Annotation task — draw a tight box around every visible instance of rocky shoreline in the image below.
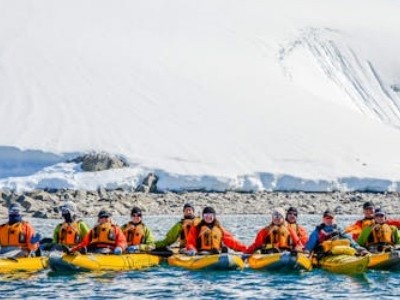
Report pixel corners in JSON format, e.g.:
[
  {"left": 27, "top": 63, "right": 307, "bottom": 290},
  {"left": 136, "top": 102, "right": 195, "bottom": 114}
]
[{"left": 1, "top": 188, "right": 400, "bottom": 218}]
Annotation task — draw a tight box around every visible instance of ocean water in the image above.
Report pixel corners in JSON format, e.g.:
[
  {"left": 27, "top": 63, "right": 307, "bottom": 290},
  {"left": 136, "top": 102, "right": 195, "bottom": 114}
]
[{"left": 1, "top": 214, "right": 399, "bottom": 299}]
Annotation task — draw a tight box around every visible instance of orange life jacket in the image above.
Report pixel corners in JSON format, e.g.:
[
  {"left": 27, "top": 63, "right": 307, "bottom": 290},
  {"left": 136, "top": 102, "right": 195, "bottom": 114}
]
[
  {"left": 122, "top": 223, "right": 146, "bottom": 246},
  {"left": 179, "top": 217, "right": 201, "bottom": 248},
  {"left": 90, "top": 223, "right": 117, "bottom": 248},
  {"left": 367, "top": 224, "right": 394, "bottom": 246},
  {"left": 197, "top": 224, "right": 223, "bottom": 251},
  {"left": 57, "top": 221, "right": 82, "bottom": 246},
  {"left": 361, "top": 219, "right": 375, "bottom": 230},
  {"left": 265, "top": 224, "right": 291, "bottom": 250},
  {"left": 0, "top": 222, "right": 28, "bottom": 248}
]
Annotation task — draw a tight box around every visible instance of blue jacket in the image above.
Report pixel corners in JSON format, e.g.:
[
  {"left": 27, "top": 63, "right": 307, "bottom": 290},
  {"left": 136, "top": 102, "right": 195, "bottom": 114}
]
[{"left": 305, "top": 224, "right": 359, "bottom": 252}]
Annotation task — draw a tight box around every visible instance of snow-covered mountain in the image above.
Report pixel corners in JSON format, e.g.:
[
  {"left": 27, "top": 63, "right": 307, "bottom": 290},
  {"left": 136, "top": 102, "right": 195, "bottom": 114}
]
[{"left": 1, "top": 0, "right": 400, "bottom": 192}]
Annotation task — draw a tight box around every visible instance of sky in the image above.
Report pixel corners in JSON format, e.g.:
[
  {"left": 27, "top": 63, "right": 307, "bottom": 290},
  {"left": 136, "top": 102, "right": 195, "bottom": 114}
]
[{"left": 0, "top": 0, "right": 400, "bottom": 192}]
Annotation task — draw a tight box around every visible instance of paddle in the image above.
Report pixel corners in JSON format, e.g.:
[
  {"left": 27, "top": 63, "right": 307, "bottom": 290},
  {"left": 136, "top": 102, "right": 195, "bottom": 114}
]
[{"left": 0, "top": 249, "right": 23, "bottom": 259}]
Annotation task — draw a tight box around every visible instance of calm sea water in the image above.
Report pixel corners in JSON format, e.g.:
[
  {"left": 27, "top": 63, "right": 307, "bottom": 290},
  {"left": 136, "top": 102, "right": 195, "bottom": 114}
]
[{"left": 1, "top": 214, "right": 399, "bottom": 299}]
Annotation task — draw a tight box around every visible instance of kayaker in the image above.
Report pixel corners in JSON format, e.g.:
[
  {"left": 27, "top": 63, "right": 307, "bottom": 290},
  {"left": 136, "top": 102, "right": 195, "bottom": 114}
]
[
  {"left": 121, "top": 206, "right": 156, "bottom": 253},
  {"left": 357, "top": 208, "right": 400, "bottom": 253},
  {"left": 185, "top": 206, "right": 246, "bottom": 255},
  {"left": 245, "top": 208, "right": 304, "bottom": 254},
  {"left": 70, "top": 209, "right": 127, "bottom": 254},
  {"left": 52, "top": 201, "right": 90, "bottom": 250},
  {"left": 305, "top": 209, "right": 368, "bottom": 255},
  {"left": 155, "top": 203, "right": 201, "bottom": 252},
  {"left": 285, "top": 207, "right": 309, "bottom": 245},
  {"left": 0, "top": 203, "right": 39, "bottom": 257},
  {"left": 345, "top": 201, "right": 400, "bottom": 240}
]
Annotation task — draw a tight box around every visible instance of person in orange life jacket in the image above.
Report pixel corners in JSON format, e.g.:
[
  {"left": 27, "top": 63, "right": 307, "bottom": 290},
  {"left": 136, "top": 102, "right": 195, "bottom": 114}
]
[
  {"left": 121, "top": 207, "right": 155, "bottom": 253},
  {"left": 357, "top": 208, "right": 400, "bottom": 252},
  {"left": 52, "top": 201, "right": 89, "bottom": 250},
  {"left": 245, "top": 208, "right": 304, "bottom": 254},
  {"left": 70, "top": 209, "right": 127, "bottom": 255},
  {"left": 0, "top": 203, "right": 39, "bottom": 257},
  {"left": 305, "top": 209, "right": 367, "bottom": 255},
  {"left": 345, "top": 201, "right": 400, "bottom": 240},
  {"left": 185, "top": 206, "right": 246, "bottom": 256},
  {"left": 155, "top": 203, "right": 201, "bottom": 252},
  {"left": 285, "top": 207, "right": 308, "bottom": 246}
]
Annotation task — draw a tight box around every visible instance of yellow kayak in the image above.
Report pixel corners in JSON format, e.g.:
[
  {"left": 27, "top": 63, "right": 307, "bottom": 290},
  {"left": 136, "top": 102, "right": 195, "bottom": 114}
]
[
  {"left": 168, "top": 253, "right": 244, "bottom": 270},
  {"left": 314, "top": 254, "right": 369, "bottom": 274},
  {"left": 49, "top": 252, "right": 161, "bottom": 272},
  {"left": 368, "top": 250, "right": 400, "bottom": 270},
  {"left": 248, "top": 251, "right": 312, "bottom": 271},
  {"left": 0, "top": 257, "right": 49, "bottom": 273}
]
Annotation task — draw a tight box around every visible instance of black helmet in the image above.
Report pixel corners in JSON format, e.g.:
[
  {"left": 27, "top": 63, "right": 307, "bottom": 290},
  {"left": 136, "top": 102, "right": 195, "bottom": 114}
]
[
  {"left": 202, "top": 206, "right": 216, "bottom": 215},
  {"left": 287, "top": 207, "right": 298, "bottom": 216},
  {"left": 131, "top": 206, "right": 142, "bottom": 216},
  {"left": 183, "top": 203, "right": 194, "bottom": 211}
]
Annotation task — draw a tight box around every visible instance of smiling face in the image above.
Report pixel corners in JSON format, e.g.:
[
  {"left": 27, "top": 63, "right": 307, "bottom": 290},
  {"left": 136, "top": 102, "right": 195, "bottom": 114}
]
[
  {"left": 374, "top": 214, "right": 386, "bottom": 224},
  {"left": 183, "top": 207, "right": 194, "bottom": 219},
  {"left": 286, "top": 212, "right": 297, "bottom": 224},
  {"left": 131, "top": 213, "right": 142, "bottom": 224},
  {"left": 323, "top": 216, "right": 334, "bottom": 226},
  {"left": 272, "top": 212, "right": 284, "bottom": 225},
  {"left": 203, "top": 213, "right": 215, "bottom": 224},
  {"left": 98, "top": 216, "right": 110, "bottom": 224},
  {"left": 364, "top": 207, "right": 375, "bottom": 218}
]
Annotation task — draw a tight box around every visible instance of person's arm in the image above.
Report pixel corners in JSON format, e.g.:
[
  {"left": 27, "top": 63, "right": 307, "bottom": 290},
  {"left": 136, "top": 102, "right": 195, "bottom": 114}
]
[
  {"left": 114, "top": 227, "right": 127, "bottom": 251},
  {"left": 288, "top": 226, "right": 302, "bottom": 249},
  {"left": 297, "top": 225, "right": 309, "bottom": 246},
  {"left": 155, "top": 222, "right": 182, "bottom": 248},
  {"left": 79, "top": 221, "right": 90, "bottom": 239},
  {"left": 138, "top": 225, "right": 155, "bottom": 251},
  {"left": 392, "top": 227, "right": 400, "bottom": 245},
  {"left": 221, "top": 228, "right": 246, "bottom": 252},
  {"left": 185, "top": 226, "right": 199, "bottom": 251},
  {"left": 344, "top": 220, "right": 362, "bottom": 240},
  {"left": 356, "top": 226, "right": 372, "bottom": 247},
  {"left": 339, "top": 227, "right": 361, "bottom": 248},
  {"left": 245, "top": 228, "right": 268, "bottom": 254},
  {"left": 305, "top": 229, "right": 319, "bottom": 252},
  {"left": 25, "top": 223, "right": 38, "bottom": 251},
  {"left": 53, "top": 224, "right": 61, "bottom": 243},
  {"left": 71, "top": 229, "right": 92, "bottom": 252},
  {"left": 387, "top": 219, "right": 400, "bottom": 228}
]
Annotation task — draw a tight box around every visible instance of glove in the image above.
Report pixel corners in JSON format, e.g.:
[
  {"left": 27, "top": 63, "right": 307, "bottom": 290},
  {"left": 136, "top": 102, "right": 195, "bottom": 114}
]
[
  {"left": 30, "top": 233, "right": 42, "bottom": 244},
  {"left": 185, "top": 249, "right": 197, "bottom": 256},
  {"left": 356, "top": 247, "right": 368, "bottom": 256},
  {"left": 114, "top": 247, "right": 123, "bottom": 255},
  {"left": 127, "top": 245, "right": 140, "bottom": 254}
]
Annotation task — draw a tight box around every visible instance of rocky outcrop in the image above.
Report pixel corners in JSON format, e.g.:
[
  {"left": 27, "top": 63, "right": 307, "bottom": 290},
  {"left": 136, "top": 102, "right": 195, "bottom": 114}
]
[
  {"left": 0, "top": 189, "right": 399, "bottom": 219},
  {"left": 70, "top": 152, "right": 129, "bottom": 172},
  {"left": 135, "top": 173, "right": 159, "bottom": 193}
]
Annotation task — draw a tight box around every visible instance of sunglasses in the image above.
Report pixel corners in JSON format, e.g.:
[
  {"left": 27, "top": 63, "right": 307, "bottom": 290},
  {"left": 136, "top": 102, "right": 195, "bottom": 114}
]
[
  {"left": 324, "top": 216, "right": 334, "bottom": 220},
  {"left": 272, "top": 213, "right": 283, "bottom": 218},
  {"left": 203, "top": 213, "right": 215, "bottom": 217},
  {"left": 99, "top": 216, "right": 110, "bottom": 219}
]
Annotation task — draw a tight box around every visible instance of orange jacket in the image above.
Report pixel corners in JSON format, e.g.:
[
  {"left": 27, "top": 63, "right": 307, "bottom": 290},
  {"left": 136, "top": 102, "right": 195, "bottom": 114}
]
[
  {"left": 186, "top": 223, "right": 246, "bottom": 253},
  {"left": 346, "top": 218, "right": 400, "bottom": 240},
  {"left": 0, "top": 221, "right": 38, "bottom": 251},
  {"left": 71, "top": 223, "right": 127, "bottom": 252},
  {"left": 245, "top": 223, "right": 303, "bottom": 254},
  {"left": 287, "top": 223, "right": 308, "bottom": 245}
]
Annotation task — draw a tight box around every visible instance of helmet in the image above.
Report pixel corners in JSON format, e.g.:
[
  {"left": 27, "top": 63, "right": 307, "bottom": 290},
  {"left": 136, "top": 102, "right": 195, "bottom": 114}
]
[
  {"left": 323, "top": 209, "right": 335, "bottom": 218},
  {"left": 131, "top": 206, "right": 142, "bottom": 216},
  {"left": 183, "top": 203, "right": 194, "bottom": 211},
  {"left": 8, "top": 203, "right": 22, "bottom": 215},
  {"left": 374, "top": 208, "right": 386, "bottom": 217},
  {"left": 202, "top": 206, "right": 216, "bottom": 215}
]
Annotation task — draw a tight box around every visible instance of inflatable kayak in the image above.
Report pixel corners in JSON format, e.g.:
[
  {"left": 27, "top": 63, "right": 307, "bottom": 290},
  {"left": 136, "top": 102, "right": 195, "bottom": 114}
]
[
  {"left": 248, "top": 251, "right": 312, "bottom": 271},
  {"left": 168, "top": 253, "right": 244, "bottom": 270},
  {"left": 368, "top": 249, "right": 400, "bottom": 271},
  {"left": 0, "top": 257, "right": 49, "bottom": 273},
  {"left": 314, "top": 254, "right": 369, "bottom": 274},
  {"left": 49, "top": 252, "right": 161, "bottom": 272}
]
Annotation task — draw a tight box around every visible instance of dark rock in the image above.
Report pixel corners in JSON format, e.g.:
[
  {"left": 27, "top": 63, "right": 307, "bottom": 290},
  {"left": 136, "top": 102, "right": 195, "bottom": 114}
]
[
  {"left": 135, "top": 173, "right": 159, "bottom": 193},
  {"left": 71, "top": 152, "right": 129, "bottom": 172}
]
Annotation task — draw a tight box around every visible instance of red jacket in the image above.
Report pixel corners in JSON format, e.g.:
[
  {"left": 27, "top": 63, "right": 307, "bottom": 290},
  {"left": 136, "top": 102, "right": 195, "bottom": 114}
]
[
  {"left": 186, "top": 223, "right": 246, "bottom": 253},
  {"left": 71, "top": 223, "right": 127, "bottom": 252}
]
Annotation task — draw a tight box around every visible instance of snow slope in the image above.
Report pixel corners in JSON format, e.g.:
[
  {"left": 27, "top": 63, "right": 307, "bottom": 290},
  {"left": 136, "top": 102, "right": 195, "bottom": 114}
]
[{"left": 0, "top": 0, "right": 400, "bottom": 192}]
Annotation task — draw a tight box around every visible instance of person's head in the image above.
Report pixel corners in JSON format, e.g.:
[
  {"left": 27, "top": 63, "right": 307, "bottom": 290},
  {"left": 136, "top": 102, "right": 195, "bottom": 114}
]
[
  {"left": 272, "top": 208, "right": 285, "bottom": 225},
  {"left": 98, "top": 209, "right": 112, "bottom": 224},
  {"left": 374, "top": 208, "right": 386, "bottom": 224},
  {"left": 363, "top": 201, "right": 375, "bottom": 218},
  {"left": 322, "top": 209, "right": 335, "bottom": 226},
  {"left": 8, "top": 203, "right": 22, "bottom": 223},
  {"left": 183, "top": 203, "right": 195, "bottom": 219},
  {"left": 131, "top": 206, "right": 142, "bottom": 224},
  {"left": 60, "top": 201, "right": 76, "bottom": 221},
  {"left": 286, "top": 207, "right": 298, "bottom": 224},
  {"left": 202, "top": 206, "right": 216, "bottom": 224}
]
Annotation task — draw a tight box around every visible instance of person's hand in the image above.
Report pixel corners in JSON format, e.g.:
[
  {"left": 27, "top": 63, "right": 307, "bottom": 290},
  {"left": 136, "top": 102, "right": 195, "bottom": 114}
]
[
  {"left": 127, "top": 245, "right": 140, "bottom": 254},
  {"left": 114, "top": 247, "right": 123, "bottom": 255},
  {"left": 356, "top": 246, "right": 369, "bottom": 256},
  {"left": 139, "top": 244, "right": 155, "bottom": 252},
  {"left": 30, "top": 233, "right": 42, "bottom": 244},
  {"left": 185, "top": 249, "right": 197, "bottom": 256}
]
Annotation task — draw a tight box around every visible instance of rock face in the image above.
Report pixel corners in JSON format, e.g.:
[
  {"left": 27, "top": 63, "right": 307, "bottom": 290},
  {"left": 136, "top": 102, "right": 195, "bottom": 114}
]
[
  {"left": 135, "top": 173, "right": 159, "bottom": 193},
  {"left": 0, "top": 189, "right": 399, "bottom": 219},
  {"left": 71, "top": 152, "right": 129, "bottom": 172}
]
